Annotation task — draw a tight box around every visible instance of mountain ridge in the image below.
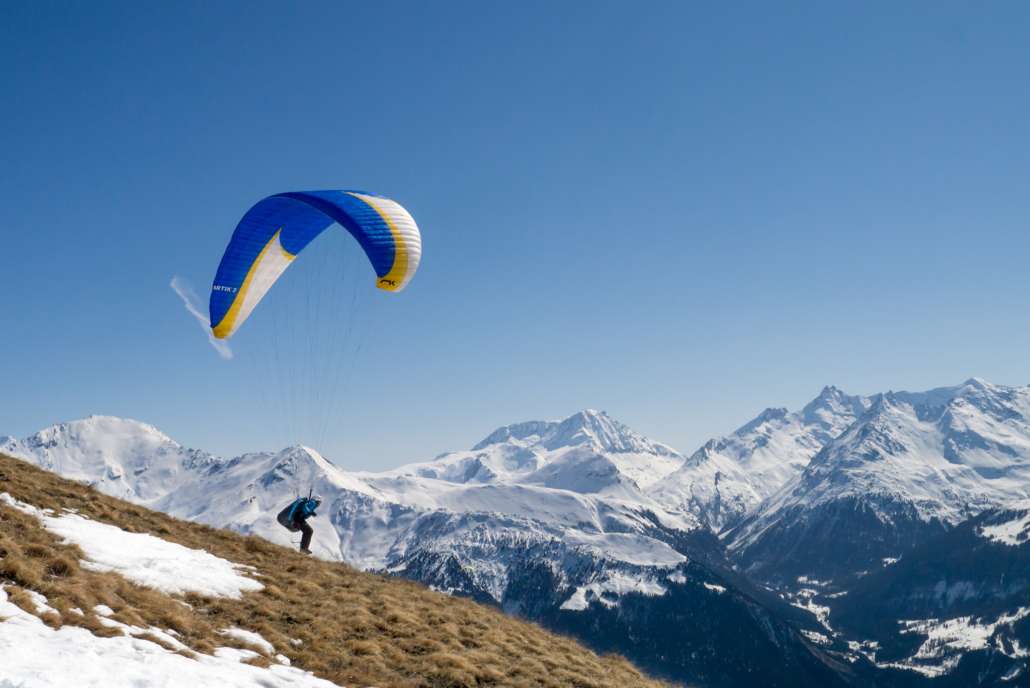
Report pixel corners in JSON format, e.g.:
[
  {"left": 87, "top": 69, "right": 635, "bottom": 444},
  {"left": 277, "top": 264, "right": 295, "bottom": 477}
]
[
  {"left": 2, "top": 407, "right": 853, "bottom": 687},
  {"left": 8, "top": 379, "right": 1030, "bottom": 686},
  {"left": 726, "top": 379, "right": 1030, "bottom": 585}
]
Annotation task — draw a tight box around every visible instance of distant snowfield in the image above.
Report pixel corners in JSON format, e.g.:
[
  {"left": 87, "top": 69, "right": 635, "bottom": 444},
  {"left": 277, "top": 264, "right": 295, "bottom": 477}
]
[
  {"left": 562, "top": 530, "right": 686, "bottom": 567},
  {"left": 0, "top": 587, "right": 341, "bottom": 688},
  {"left": 560, "top": 571, "right": 667, "bottom": 611},
  {"left": 875, "top": 607, "right": 1030, "bottom": 678},
  {"left": 979, "top": 500, "right": 1030, "bottom": 546},
  {"left": 0, "top": 493, "right": 262, "bottom": 599}
]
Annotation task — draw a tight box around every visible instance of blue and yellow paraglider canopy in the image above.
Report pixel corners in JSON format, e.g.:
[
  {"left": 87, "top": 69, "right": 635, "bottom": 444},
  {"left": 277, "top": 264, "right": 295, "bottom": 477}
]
[{"left": 209, "top": 190, "right": 422, "bottom": 339}]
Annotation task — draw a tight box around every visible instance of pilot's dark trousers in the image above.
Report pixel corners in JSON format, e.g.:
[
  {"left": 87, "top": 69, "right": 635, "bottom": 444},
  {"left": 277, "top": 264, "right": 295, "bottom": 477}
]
[{"left": 298, "top": 521, "right": 313, "bottom": 551}]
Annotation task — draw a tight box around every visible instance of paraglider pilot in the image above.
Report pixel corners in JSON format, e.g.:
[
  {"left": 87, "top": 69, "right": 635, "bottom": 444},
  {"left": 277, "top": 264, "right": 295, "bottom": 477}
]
[{"left": 277, "top": 495, "right": 321, "bottom": 554}]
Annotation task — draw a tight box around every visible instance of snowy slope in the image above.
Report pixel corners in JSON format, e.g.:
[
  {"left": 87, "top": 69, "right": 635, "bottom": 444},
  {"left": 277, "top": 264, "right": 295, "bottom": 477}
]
[
  {"left": 649, "top": 386, "right": 870, "bottom": 531},
  {"left": 0, "top": 492, "right": 338, "bottom": 688},
  {"left": 0, "top": 587, "right": 341, "bottom": 688},
  {"left": 727, "top": 379, "right": 1030, "bottom": 583},
  {"left": 0, "top": 492, "right": 263, "bottom": 599},
  {"left": 979, "top": 498, "right": 1030, "bottom": 546}
]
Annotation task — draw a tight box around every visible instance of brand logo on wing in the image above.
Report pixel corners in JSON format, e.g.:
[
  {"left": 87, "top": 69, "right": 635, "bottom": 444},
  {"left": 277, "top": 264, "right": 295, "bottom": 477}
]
[{"left": 378, "top": 278, "right": 397, "bottom": 287}]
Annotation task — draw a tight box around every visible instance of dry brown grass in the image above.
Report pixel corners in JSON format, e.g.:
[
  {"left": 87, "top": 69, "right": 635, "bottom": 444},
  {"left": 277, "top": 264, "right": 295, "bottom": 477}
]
[{"left": 0, "top": 454, "right": 670, "bottom": 687}]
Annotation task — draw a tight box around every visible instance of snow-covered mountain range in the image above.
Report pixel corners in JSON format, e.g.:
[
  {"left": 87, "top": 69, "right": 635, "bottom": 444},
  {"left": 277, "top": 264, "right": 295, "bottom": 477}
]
[
  {"left": 726, "top": 378, "right": 1030, "bottom": 585},
  {"left": 5, "top": 378, "right": 1030, "bottom": 686},
  {"left": 2, "top": 411, "right": 703, "bottom": 590},
  {"left": 652, "top": 385, "right": 871, "bottom": 531},
  {"left": 0, "top": 410, "right": 849, "bottom": 686}
]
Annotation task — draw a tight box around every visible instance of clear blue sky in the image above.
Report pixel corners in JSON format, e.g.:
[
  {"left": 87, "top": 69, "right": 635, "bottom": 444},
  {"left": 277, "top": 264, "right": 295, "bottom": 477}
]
[{"left": 3, "top": 1, "right": 1029, "bottom": 468}]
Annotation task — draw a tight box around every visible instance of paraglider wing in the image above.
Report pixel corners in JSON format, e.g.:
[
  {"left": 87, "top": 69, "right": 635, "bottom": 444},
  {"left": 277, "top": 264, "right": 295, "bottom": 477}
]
[{"left": 209, "top": 190, "right": 421, "bottom": 339}]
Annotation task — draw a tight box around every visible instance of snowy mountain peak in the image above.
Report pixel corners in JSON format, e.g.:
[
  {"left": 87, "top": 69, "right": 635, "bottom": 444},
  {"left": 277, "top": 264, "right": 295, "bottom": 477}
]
[
  {"left": 727, "top": 380, "right": 1030, "bottom": 582},
  {"left": 245, "top": 444, "right": 378, "bottom": 499},
  {"left": 543, "top": 409, "right": 677, "bottom": 455},
  {"left": 649, "top": 386, "right": 872, "bottom": 532},
  {"left": 862, "top": 378, "right": 1029, "bottom": 429},
  {"left": 472, "top": 420, "right": 557, "bottom": 450},
  {"left": 884, "top": 378, "right": 1002, "bottom": 413},
  {"left": 473, "top": 410, "right": 680, "bottom": 457},
  {"left": 276, "top": 444, "right": 328, "bottom": 463},
  {"left": 1, "top": 416, "right": 219, "bottom": 504},
  {"left": 398, "top": 410, "right": 685, "bottom": 494},
  {"left": 29, "top": 416, "right": 178, "bottom": 449},
  {"left": 735, "top": 407, "right": 790, "bottom": 436},
  {"left": 800, "top": 386, "right": 870, "bottom": 437},
  {"left": 263, "top": 445, "right": 322, "bottom": 473},
  {"left": 804, "top": 385, "right": 854, "bottom": 413}
]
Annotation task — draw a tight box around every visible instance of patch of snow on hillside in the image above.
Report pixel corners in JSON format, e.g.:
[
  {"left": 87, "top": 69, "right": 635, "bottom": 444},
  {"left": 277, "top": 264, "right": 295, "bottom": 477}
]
[
  {"left": 560, "top": 572, "right": 667, "bottom": 611},
  {"left": 90, "top": 605, "right": 190, "bottom": 653},
  {"left": 877, "top": 607, "right": 1030, "bottom": 678},
  {"left": 23, "top": 589, "right": 58, "bottom": 616},
  {"left": 1001, "top": 636, "right": 1029, "bottom": 659},
  {"left": 1, "top": 493, "right": 262, "bottom": 599},
  {"left": 801, "top": 630, "right": 831, "bottom": 645},
  {"left": 1002, "top": 663, "right": 1024, "bottom": 682},
  {"left": 215, "top": 647, "right": 261, "bottom": 662},
  {"left": 788, "top": 587, "right": 832, "bottom": 630},
  {"left": 703, "top": 582, "right": 726, "bottom": 594},
  {"left": 563, "top": 530, "right": 686, "bottom": 567},
  {"left": 0, "top": 492, "right": 50, "bottom": 516},
  {"left": 0, "top": 587, "right": 341, "bottom": 688},
  {"left": 979, "top": 502, "right": 1030, "bottom": 546},
  {"left": 221, "top": 627, "right": 276, "bottom": 655}
]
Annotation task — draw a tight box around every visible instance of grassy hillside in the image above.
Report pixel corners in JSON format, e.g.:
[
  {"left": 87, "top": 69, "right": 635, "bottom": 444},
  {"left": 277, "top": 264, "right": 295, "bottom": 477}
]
[{"left": 0, "top": 453, "right": 669, "bottom": 688}]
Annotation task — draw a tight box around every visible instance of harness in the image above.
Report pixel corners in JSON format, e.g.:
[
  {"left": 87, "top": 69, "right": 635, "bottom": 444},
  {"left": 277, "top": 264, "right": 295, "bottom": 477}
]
[{"left": 276, "top": 498, "right": 305, "bottom": 532}]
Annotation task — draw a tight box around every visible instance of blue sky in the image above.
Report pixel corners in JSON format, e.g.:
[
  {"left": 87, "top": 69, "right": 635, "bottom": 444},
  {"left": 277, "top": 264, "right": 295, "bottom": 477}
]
[{"left": 3, "top": 1, "right": 1029, "bottom": 468}]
